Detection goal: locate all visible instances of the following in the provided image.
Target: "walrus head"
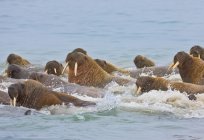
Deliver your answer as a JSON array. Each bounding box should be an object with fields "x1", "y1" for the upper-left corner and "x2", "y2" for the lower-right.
[
  {"x1": 134, "y1": 55, "x2": 155, "y2": 68},
  {"x1": 94, "y1": 59, "x2": 116, "y2": 74},
  {"x1": 44, "y1": 60, "x2": 64, "y2": 76},
  {"x1": 6, "y1": 64, "x2": 30, "y2": 79},
  {"x1": 136, "y1": 76, "x2": 169, "y2": 95},
  {"x1": 190, "y1": 45, "x2": 204, "y2": 60},
  {"x1": 64, "y1": 52, "x2": 110, "y2": 87},
  {"x1": 8, "y1": 83, "x2": 25, "y2": 107},
  {"x1": 72, "y1": 48, "x2": 87, "y2": 55},
  {"x1": 169, "y1": 51, "x2": 192, "y2": 70},
  {"x1": 7, "y1": 53, "x2": 30, "y2": 66}
]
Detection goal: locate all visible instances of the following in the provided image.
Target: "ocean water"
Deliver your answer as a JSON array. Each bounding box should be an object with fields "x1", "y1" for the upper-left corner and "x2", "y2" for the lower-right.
[{"x1": 0, "y1": 0, "x2": 204, "y2": 139}]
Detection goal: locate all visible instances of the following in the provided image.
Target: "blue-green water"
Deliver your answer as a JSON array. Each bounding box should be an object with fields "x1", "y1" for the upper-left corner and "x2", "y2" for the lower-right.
[{"x1": 0, "y1": 0, "x2": 204, "y2": 139}]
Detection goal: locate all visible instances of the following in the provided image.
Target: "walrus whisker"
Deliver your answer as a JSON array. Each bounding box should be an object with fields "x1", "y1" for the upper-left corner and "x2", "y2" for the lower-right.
[
  {"x1": 62, "y1": 62, "x2": 69, "y2": 74},
  {"x1": 54, "y1": 68, "x2": 57, "y2": 74},
  {"x1": 136, "y1": 87, "x2": 141, "y2": 95},
  {"x1": 74, "y1": 62, "x2": 78, "y2": 76}
]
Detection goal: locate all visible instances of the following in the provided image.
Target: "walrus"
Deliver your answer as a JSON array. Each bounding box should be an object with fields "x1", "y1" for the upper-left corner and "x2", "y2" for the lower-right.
[
  {"x1": 72, "y1": 48, "x2": 87, "y2": 55},
  {"x1": 134, "y1": 55, "x2": 155, "y2": 68},
  {"x1": 64, "y1": 52, "x2": 134, "y2": 87},
  {"x1": 189, "y1": 45, "x2": 204, "y2": 60},
  {"x1": 44, "y1": 60, "x2": 64, "y2": 76},
  {"x1": 8, "y1": 80, "x2": 96, "y2": 110},
  {"x1": 7, "y1": 53, "x2": 30, "y2": 66},
  {"x1": 0, "y1": 90, "x2": 10, "y2": 105},
  {"x1": 168, "y1": 51, "x2": 204, "y2": 84},
  {"x1": 136, "y1": 76, "x2": 204, "y2": 95},
  {"x1": 94, "y1": 59, "x2": 129, "y2": 74},
  {"x1": 6, "y1": 64, "x2": 31, "y2": 79},
  {"x1": 129, "y1": 66, "x2": 178, "y2": 79},
  {"x1": 29, "y1": 72, "x2": 105, "y2": 98}
]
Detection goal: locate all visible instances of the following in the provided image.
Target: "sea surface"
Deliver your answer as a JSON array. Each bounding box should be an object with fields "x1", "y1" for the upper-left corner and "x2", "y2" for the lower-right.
[{"x1": 0, "y1": 0, "x2": 204, "y2": 139}]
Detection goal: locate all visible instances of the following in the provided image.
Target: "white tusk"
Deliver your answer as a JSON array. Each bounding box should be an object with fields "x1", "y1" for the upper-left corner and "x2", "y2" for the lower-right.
[
  {"x1": 74, "y1": 62, "x2": 78, "y2": 76},
  {"x1": 168, "y1": 62, "x2": 174, "y2": 70},
  {"x1": 198, "y1": 54, "x2": 201, "y2": 59},
  {"x1": 168, "y1": 61, "x2": 179, "y2": 70},
  {"x1": 13, "y1": 97, "x2": 16, "y2": 107},
  {"x1": 44, "y1": 69, "x2": 48, "y2": 74},
  {"x1": 54, "y1": 68, "x2": 57, "y2": 74},
  {"x1": 62, "y1": 62, "x2": 69, "y2": 74},
  {"x1": 136, "y1": 87, "x2": 142, "y2": 95},
  {"x1": 10, "y1": 99, "x2": 13, "y2": 106}
]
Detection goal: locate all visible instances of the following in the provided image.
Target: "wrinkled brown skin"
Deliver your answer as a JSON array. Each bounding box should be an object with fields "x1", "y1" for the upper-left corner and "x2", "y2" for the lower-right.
[
  {"x1": 129, "y1": 66, "x2": 178, "y2": 79},
  {"x1": 172, "y1": 51, "x2": 204, "y2": 85},
  {"x1": 44, "y1": 60, "x2": 64, "y2": 76},
  {"x1": 7, "y1": 54, "x2": 30, "y2": 66},
  {"x1": 94, "y1": 59, "x2": 129, "y2": 74},
  {"x1": 134, "y1": 55, "x2": 155, "y2": 68},
  {"x1": 0, "y1": 90, "x2": 10, "y2": 105},
  {"x1": 136, "y1": 76, "x2": 204, "y2": 95},
  {"x1": 29, "y1": 72, "x2": 105, "y2": 98},
  {"x1": 8, "y1": 80, "x2": 96, "y2": 110},
  {"x1": 190, "y1": 45, "x2": 204, "y2": 60},
  {"x1": 65, "y1": 52, "x2": 134, "y2": 88}
]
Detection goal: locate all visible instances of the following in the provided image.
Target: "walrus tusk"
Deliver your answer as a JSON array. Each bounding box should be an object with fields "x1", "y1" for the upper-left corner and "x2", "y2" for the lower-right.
[
  {"x1": 168, "y1": 61, "x2": 179, "y2": 70},
  {"x1": 13, "y1": 97, "x2": 16, "y2": 107},
  {"x1": 54, "y1": 68, "x2": 57, "y2": 74},
  {"x1": 44, "y1": 69, "x2": 48, "y2": 74},
  {"x1": 136, "y1": 87, "x2": 142, "y2": 95},
  {"x1": 198, "y1": 54, "x2": 201, "y2": 59},
  {"x1": 62, "y1": 62, "x2": 69, "y2": 74},
  {"x1": 74, "y1": 62, "x2": 78, "y2": 76}
]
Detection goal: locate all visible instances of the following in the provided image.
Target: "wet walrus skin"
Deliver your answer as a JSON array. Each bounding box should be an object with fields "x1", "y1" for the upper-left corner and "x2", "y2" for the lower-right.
[
  {"x1": 8, "y1": 80, "x2": 96, "y2": 110},
  {"x1": 189, "y1": 45, "x2": 204, "y2": 60},
  {"x1": 169, "y1": 51, "x2": 204, "y2": 85},
  {"x1": 136, "y1": 76, "x2": 204, "y2": 95},
  {"x1": 0, "y1": 90, "x2": 10, "y2": 105},
  {"x1": 64, "y1": 52, "x2": 134, "y2": 88},
  {"x1": 6, "y1": 64, "x2": 31, "y2": 79},
  {"x1": 134, "y1": 55, "x2": 155, "y2": 68},
  {"x1": 29, "y1": 72, "x2": 105, "y2": 98},
  {"x1": 7, "y1": 53, "x2": 30, "y2": 66},
  {"x1": 129, "y1": 66, "x2": 178, "y2": 79}
]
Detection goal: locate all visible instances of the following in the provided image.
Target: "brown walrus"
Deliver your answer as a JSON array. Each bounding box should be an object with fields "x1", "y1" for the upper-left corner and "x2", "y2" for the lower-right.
[
  {"x1": 44, "y1": 60, "x2": 64, "y2": 76},
  {"x1": 189, "y1": 45, "x2": 204, "y2": 60},
  {"x1": 8, "y1": 80, "x2": 96, "y2": 110},
  {"x1": 136, "y1": 76, "x2": 204, "y2": 95},
  {"x1": 64, "y1": 52, "x2": 134, "y2": 87},
  {"x1": 94, "y1": 59, "x2": 129, "y2": 74},
  {"x1": 72, "y1": 48, "x2": 87, "y2": 55},
  {"x1": 7, "y1": 53, "x2": 30, "y2": 66},
  {"x1": 6, "y1": 64, "x2": 31, "y2": 79},
  {"x1": 169, "y1": 51, "x2": 204, "y2": 84},
  {"x1": 29, "y1": 72, "x2": 105, "y2": 98},
  {"x1": 134, "y1": 55, "x2": 155, "y2": 68}
]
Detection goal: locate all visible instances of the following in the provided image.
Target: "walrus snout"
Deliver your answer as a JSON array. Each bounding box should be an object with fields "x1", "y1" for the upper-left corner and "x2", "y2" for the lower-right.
[
  {"x1": 8, "y1": 85, "x2": 19, "y2": 107},
  {"x1": 190, "y1": 45, "x2": 203, "y2": 59}
]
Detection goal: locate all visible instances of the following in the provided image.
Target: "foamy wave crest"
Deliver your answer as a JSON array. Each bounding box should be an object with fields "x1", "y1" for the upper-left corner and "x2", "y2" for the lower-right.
[{"x1": 119, "y1": 89, "x2": 204, "y2": 118}]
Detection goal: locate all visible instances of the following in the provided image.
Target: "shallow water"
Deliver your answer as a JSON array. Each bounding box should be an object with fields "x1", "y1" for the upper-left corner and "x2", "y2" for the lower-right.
[{"x1": 1, "y1": 0, "x2": 204, "y2": 139}]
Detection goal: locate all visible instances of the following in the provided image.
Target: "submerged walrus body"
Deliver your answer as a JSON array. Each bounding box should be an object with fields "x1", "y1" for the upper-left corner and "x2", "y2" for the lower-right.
[
  {"x1": 134, "y1": 55, "x2": 155, "y2": 68},
  {"x1": 8, "y1": 80, "x2": 96, "y2": 110},
  {"x1": 129, "y1": 66, "x2": 178, "y2": 79},
  {"x1": 136, "y1": 76, "x2": 204, "y2": 95},
  {"x1": 29, "y1": 72, "x2": 105, "y2": 98}
]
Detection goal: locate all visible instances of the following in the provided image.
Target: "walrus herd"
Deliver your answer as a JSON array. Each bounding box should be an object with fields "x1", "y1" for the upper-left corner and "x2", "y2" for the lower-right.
[{"x1": 1, "y1": 45, "x2": 204, "y2": 112}]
